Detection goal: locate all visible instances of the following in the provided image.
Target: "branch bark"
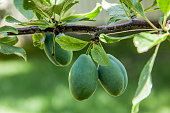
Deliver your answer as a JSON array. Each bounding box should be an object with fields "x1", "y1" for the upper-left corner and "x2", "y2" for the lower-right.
[{"x1": 8, "y1": 20, "x2": 161, "y2": 36}]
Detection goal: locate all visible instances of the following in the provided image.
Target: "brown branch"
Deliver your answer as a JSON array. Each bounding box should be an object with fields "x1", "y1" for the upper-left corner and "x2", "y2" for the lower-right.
[{"x1": 8, "y1": 20, "x2": 161, "y2": 36}]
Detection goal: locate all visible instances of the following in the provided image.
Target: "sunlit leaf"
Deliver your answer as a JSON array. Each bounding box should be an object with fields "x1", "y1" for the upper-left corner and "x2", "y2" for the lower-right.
[
  {"x1": 0, "y1": 43, "x2": 27, "y2": 61},
  {"x1": 32, "y1": 34, "x2": 44, "y2": 49},
  {"x1": 133, "y1": 33, "x2": 167, "y2": 53},
  {"x1": 56, "y1": 35, "x2": 88, "y2": 51},
  {"x1": 91, "y1": 44, "x2": 110, "y2": 66},
  {"x1": 156, "y1": 0, "x2": 170, "y2": 17},
  {"x1": 61, "y1": 3, "x2": 102, "y2": 23},
  {"x1": 100, "y1": 34, "x2": 133, "y2": 43},
  {"x1": 131, "y1": 44, "x2": 159, "y2": 113}
]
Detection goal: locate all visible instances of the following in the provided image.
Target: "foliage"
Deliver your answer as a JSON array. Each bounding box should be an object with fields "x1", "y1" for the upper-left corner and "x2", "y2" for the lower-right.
[{"x1": 0, "y1": 0, "x2": 169, "y2": 113}]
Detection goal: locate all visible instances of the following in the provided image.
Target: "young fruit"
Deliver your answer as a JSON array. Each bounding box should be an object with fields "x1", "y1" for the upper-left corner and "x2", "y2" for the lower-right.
[
  {"x1": 98, "y1": 54, "x2": 128, "y2": 96},
  {"x1": 69, "y1": 54, "x2": 98, "y2": 101},
  {"x1": 44, "y1": 33, "x2": 73, "y2": 66}
]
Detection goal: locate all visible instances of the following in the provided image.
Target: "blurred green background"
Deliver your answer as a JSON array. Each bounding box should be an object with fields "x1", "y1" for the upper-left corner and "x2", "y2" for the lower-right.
[{"x1": 0, "y1": 0, "x2": 170, "y2": 113}]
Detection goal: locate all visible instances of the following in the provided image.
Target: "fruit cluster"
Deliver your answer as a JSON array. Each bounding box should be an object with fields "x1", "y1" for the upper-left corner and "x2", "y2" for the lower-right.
[
  {"x1": 69, "y1": 54, "x2": 128, "y2": 101},
  {"x1": 44, "y1": 33, "x2": 128, "y2": 101}
]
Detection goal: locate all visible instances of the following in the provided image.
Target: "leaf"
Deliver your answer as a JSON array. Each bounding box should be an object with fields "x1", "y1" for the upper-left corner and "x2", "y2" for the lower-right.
[
  {"x1": 55, "y1": 35, "x2": 88, "y2": 51},
  {"x1": 133, "y1": 32, "x2": 167, "y2": 53},
  {"x1": 107, "y1": 16, "x2": 129, "y2": 25},
  {"x1": 91, "y1": 44, "x2": 110, "y2": 66},
  {"x1": 156, "y1": 0, "x2": 170, "y2": 17},
  {"x1": 5, "y1": 16, "x2": 22, "y2": 24},
  {"x1": 19, "y1": 20, "x2": 50, "y2": 26},
  {"x1": 131, "y1": 44, "x2": 159, "y2": 113},
  {"x1": 14, "y1": 0, "x2": 34, "y2": 20},
  {"x1": 23, "y1": 0, "x2": 53, "y2": 18},
  {"x1": 0, "y1": 26, "x2": 18, "y2": 34},
  {"x1": 144, "y1": 0, "x2": 157, "y2": 11},
  {"x1": 63, "y1": 1, "x2": 79, "y2": 14},
  {"x1": 0, "y1": 36, "x2": 18, "y2": 45},
  {"x1": 102, "y1": 0, "x2": 128, "y2": 16},
  {"x1": 99, "y1": 34, "x2": 133, "y2": 43},
  {"x1": 61, "y1": 3, "x2": 102, "y2": 23},
  {"x1": 53, "y1": 0, "x2": 74, "y2": 15},
  {"x1": 32, "y1": 33, "x2": 44, "y2": 49},
  {"x1": 0, "y1": 43, "x2": 27, "y2": 61},
  {"x1": 121, "y1": 0, "x2": 145, "y2": 17}
]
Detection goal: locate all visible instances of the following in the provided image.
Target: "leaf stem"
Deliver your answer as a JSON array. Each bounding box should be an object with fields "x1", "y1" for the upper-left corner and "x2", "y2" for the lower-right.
[
  {"x1": 120, "y1": 1, "x2": 129, "y2": 17},
  {"x1": 86, "y1": 43, "x2": 93, "y2": 55},
  {"x1": 144, "y1": 17, "x2": 159, "y2": 31},
  {"x1": 162, "y1": 15, "x2": 167, "y2": 31}
]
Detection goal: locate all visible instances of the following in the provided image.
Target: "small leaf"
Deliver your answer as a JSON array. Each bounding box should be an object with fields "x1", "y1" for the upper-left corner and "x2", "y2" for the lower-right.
[
  {"x1": 0, "y1": 43, "x2": 27, "y2": 61},
  {"x1": 102, "y1": 0, "x2": 128, "y2": 16},
  {"x1": 63, "y1": 1, "x2": 79, "y2": 14},
  {"x1": 144, "y1": 0, "x2": 157, "y2": 11},
  {"x1": 121, "y1": 0, "x2": 145, "y2": 17},
  {"x1": 100, "y1": 34, "x2": 133, "y2": 43},
  {"x1": 131, "y1": 44, "x2": 159, "y2": 113},
  {"x1": 19, "y1": 20, "x2": 50, "y2": 26},
  {"x1": 91, "y1": 44, "x2": 110, "y2": 66},
  {"x1": 0, "y1": 26, "x2": 18, "y2": 34},
  {"x1": 107, "y1": 16, "x2": 129, "y2": 25},
  {"x1": 53, "y1": 0, "x2": 74, "y2": 15},
  {"x1": 156, "y1": 0, "x2": 170, "y2": 17},
  {"x1": 23, "y1": 0, "x2": 53, "y2": 18},
  {"x1": 14, "y1": 0, "x2": 34, "y2": 20},
  {"x1": 0, "y1": 36, "x2": 18, "y2": 45},
  {"x1": 32, "y1": 33, "x2": 44, "y2": 49},
  {"x1": 61, "y1": 3, "x2": 102, "y2": 23},
  {"x1": 56, "y1": 35, "x2": 88, "y2": 51},
  {"x1": 133, "y1": 32, "x2": 167, "y2": 53},
  {"x1": 5, "y1": 16, "x2": 22, "y2": 24}
]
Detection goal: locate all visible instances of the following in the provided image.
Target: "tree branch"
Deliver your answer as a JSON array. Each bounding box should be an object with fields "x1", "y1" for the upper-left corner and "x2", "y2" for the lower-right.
[{"x1": 8, "y1": 20, "x2": 161, "y2": 36}]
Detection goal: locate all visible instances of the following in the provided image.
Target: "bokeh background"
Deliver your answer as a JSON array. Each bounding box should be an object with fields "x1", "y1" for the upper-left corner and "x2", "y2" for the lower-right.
[{"x1": 0, "y1": 0, "x2": 170, "y2": 113}]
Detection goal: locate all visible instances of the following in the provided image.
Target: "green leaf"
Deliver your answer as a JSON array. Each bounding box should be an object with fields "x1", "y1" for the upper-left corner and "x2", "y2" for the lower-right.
[
  {"x1": 0, "y1": 43, "x2": 27, "y2": 61},
  {"x1": 107, "y1": 16, "x2": 129, "y2": 25},
  {"x1": 91, "y1": 44, "x2": 110, "y2": 66},
  {"x1": 121, "y1": 0, "x2": 145, "y2": 17},
  {"x1": 19, "y1": 20, "x2": 50, "y2": 26},
  {"x1": 133, "y1": 33, "x2": 167, "y2": 53},
  {"x1": 0, "y1": 26, "x2": 18, "y2": 34},
  {"x1": 63, "y1": 1, "x2": 79, "y2": 14},
  {"x1": 144, "y1": 0, "x2": 157, "y2": 11},
  {"x1": 14, "y1": 0, "x2": 34, "y2": 20},
  {"x1": 102, "y1": 0, "x2": 128, "y2": 16},
  {"x1": 53, "y1": 0, "x2": 74, "y2": 15},
  {"x1": 5, "y1": 16, "x2": 22, "y2": 24},
  {"x1": 0, "y1": 36, "x2": 18, "y2": 45},
  {"x1": 56, "y1": 35, "x2": 88, "y2": 51},
  {"x1": 100, "y1": 34, "x2": 133, "y2": 43},
  {"x1": 32, "y1": 33, "x2": 44, "y2": 49},
  {"x1": 61, "y1": 3, "x2": 102, "y2": 23},
  {"x1": 23, "y1": 0, "x2": 53, "y2": 18},
  {"x1": 131, "y1": 44, "x2": 159, "y2": 113},
  {"x1": 156, "y1": 0, "x2": 170, "y2": 17}
]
